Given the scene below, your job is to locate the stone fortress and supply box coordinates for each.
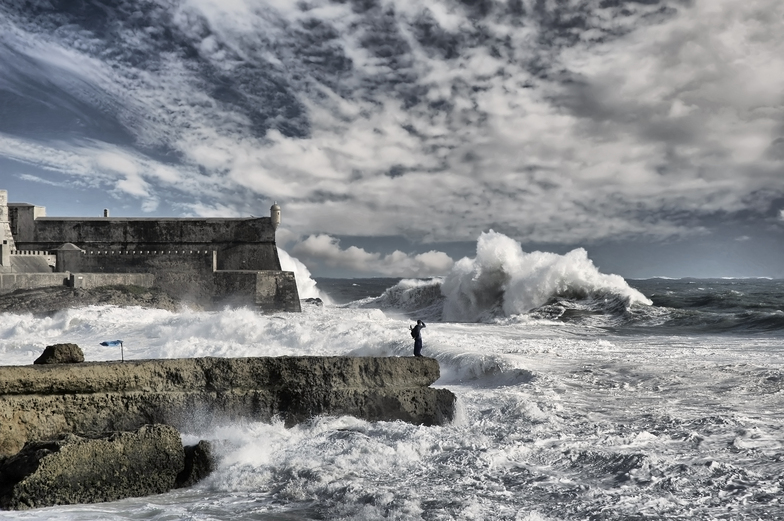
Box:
[0,189,300,311]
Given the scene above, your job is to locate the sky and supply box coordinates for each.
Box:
[0,0,782,278]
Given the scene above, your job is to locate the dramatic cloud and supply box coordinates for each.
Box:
[291,234,454,277]
[0,0,783,250]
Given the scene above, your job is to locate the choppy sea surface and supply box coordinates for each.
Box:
[1,232,784,520]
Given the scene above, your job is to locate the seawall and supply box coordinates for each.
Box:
[0,356,456,457]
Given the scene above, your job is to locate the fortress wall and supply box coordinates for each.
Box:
[17,218,281,271]
[215,243,281,271]
[63,251,218,302]
[7,205,45,242]
[213,270,301,312]
[256,271,301,312]
[66,250,216,273]
[212,271,256,303]
[69,273,154,289]
[5,256,54,274]
[22,218,276,246]
[0,274,68,294]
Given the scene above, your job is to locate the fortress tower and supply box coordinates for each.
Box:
[0,190,16,267]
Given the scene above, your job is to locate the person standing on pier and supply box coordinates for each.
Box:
[410,320,426,357]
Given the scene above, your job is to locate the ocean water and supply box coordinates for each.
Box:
[1,232,784,520]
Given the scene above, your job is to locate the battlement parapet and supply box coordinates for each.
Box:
[10,250,52,256]
[81,250,215,256]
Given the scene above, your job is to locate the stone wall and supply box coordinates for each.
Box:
[0,253,54,274]
[0,274,68,294]
[8,205,45,242]
[0,357,456,457]
[69,273,154,289]
[213,270,301,312]
[255,271,301,312]
[63,251,217,302]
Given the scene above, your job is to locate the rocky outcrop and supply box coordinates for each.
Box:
[0,356,455,458]
[0,285,184,315]
[0,425,209,510]
[33,343,84,364]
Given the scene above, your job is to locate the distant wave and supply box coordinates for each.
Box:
[356,231,651,323]
[618,305,784,334]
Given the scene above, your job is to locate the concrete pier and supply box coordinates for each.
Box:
[0,356,456,458]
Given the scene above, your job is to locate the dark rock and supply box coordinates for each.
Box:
[176,440,215,488]
[0,425,184,510]
[302,297,323,306]
[34,344,84,364]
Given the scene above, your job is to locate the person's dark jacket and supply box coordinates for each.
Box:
[412,321,426,339]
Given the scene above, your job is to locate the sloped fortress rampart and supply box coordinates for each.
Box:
[0,190,300,311]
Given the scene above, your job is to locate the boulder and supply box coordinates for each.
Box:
[0,425,189,510]
[33,344,84,365]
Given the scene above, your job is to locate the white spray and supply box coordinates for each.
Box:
[278,248,331,303]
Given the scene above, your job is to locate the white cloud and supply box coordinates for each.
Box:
[17,174,66,187]
[1,0,783,246]
[291,234,454,277]
[0,134,201,213]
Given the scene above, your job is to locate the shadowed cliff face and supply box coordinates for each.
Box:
[0,356,456,457]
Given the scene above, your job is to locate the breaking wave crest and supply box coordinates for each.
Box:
[441,231,651,322]
[360,231,651,323]
[360,278,445,321]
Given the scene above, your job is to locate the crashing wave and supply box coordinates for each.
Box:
[440,231,651,322]
[278,248,332,303]
[358,231,652,323]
